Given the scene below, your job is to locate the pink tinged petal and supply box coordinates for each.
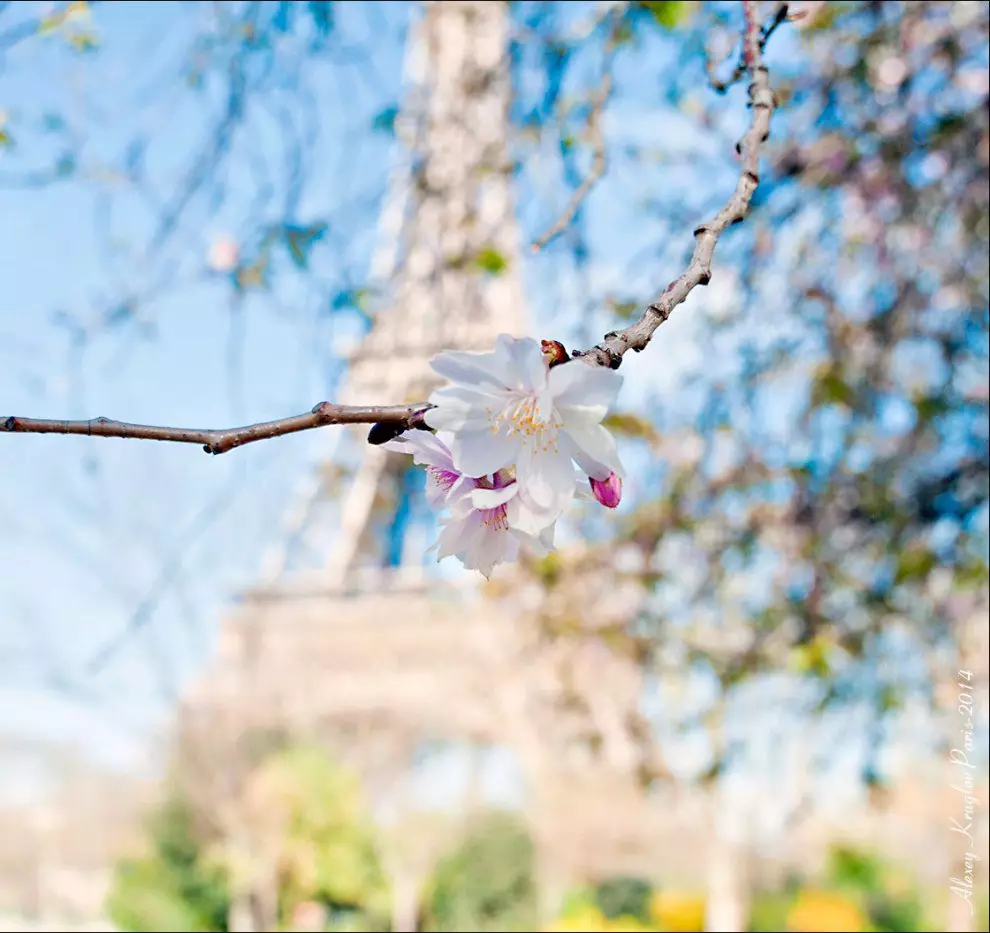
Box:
[388,430,456,472]
[549,361,623,421]
[450,425,518,478]
[560,416,624,477]
[447,475,482,517]
[589,471,622,508]
[425,467,461,507]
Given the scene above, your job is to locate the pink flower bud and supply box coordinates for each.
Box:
[589,471,622,509]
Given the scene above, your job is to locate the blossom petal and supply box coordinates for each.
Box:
[561,416,623,477]
[469,483,518,510]
[440,510,515,579]
[435,517,471,561]
[430,349,513,394]
[549,361,623,421]
[425,385,499,431]
[511,526,551,559]
[446,475,479,516]
[506,493,558,536]
[384,429,455,471]
[516,442,576,517]
[450,426,518,478]
[497,334,549,395]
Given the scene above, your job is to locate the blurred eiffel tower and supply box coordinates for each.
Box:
[183,5,663,929]
[257,1,528,592]
[196,0,542,782]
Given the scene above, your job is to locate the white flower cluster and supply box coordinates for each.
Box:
[385,334,625,577]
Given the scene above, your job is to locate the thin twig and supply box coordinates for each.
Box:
[707,1,792,94]
[3,402,432,455]
[573,0,783,369]
[530,9,622,252]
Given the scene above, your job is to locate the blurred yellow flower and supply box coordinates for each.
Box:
[787,890,868,932]
[649,891,706,932]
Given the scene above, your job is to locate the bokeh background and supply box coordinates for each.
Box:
[0,2,987,931]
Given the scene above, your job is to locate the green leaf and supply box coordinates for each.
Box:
[637,1,694,30]
[331,287,373,322]
[606,297,640,320]
[603,412,658,443]
[893,545,936,584]
[283,222,327,269]
[372,106,399,135]
[67,29,99,52]
[811,363,855,408]
[474,247,508,276]
[789,635,833,678]
[877,684,902,713]
[913,394,949,422]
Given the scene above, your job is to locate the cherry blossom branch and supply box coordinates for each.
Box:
[573,0,784,370]
[530,8,622,253]
[1,2,786,454]
[3,403,431,455]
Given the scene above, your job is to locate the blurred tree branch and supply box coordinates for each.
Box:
[530,4,623,253]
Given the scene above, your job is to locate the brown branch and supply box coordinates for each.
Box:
[573,0,784,370]
[3,403,431,455]
[530,9,622,253]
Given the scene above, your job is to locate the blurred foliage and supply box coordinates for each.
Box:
[595,876,653,922]
[750,846,932,933]
[547,885,658,932]
[107,793,230,933]
[236,744,387,920]
[423,810,538,932]
[108,742,388,932]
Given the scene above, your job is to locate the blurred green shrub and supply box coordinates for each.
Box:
[423,810,538,932]
[107,792,230,932]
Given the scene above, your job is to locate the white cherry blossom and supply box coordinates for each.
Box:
[435,469,554,579]
[385,429,555,578]
[424,334,624,528]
